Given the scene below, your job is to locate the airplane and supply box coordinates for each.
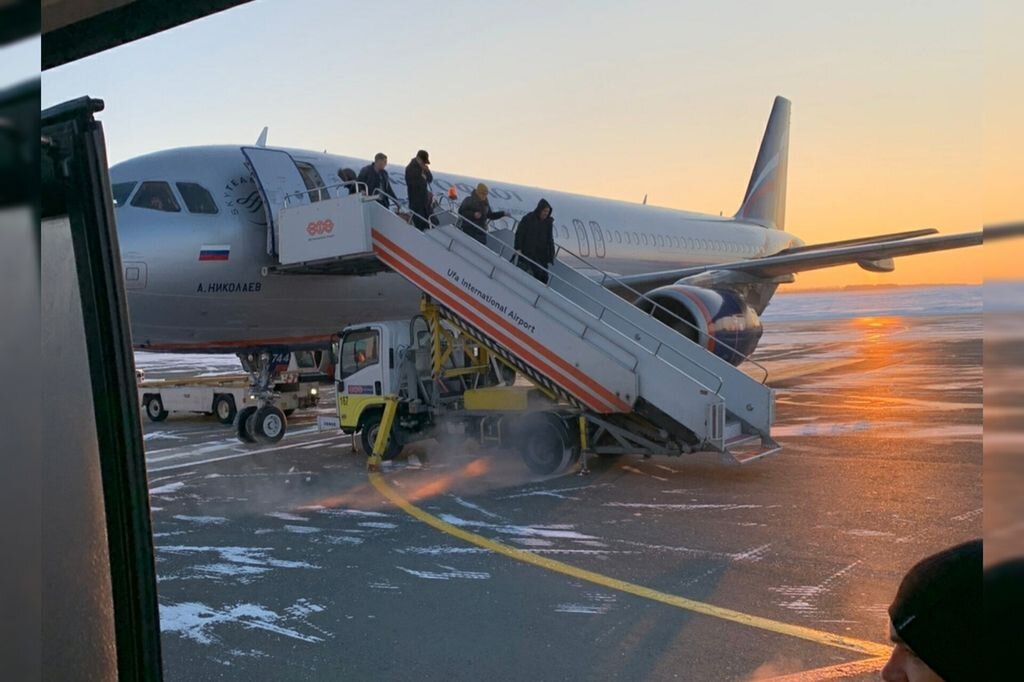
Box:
[108,96,992,441]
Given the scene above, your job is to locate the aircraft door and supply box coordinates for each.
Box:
[572,218,590,256]
[240,147,311,257]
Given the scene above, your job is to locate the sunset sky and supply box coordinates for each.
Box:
[39,0,1019,288]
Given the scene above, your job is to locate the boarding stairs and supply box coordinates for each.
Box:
[271,190,778,464]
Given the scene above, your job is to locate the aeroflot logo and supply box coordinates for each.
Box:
[306,219,334,237]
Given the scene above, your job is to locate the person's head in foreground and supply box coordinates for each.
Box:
[983,557,1024,680]
[881,539,981,682]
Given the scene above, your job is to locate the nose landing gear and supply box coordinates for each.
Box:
[235,351,290,444]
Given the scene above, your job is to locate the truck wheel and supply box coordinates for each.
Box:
[143,394,168,422]
[360,411,402,460]
[514,414,578,476]
[254,405,287,443]
[213,394,237,424]
[236,406,258,443]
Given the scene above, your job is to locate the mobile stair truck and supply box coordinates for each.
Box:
[247,162,779,473]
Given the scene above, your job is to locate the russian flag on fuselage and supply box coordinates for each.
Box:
[198,244,230,261]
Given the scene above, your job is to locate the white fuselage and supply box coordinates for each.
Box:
[110,145,803,352]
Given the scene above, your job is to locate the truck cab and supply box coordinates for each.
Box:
[332,308,582,474]
[336,320,413,430]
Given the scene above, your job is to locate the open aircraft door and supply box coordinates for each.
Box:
[241,146,311,256]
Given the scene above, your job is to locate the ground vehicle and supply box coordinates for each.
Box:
[138,351,323,438]
[334,300,589,474]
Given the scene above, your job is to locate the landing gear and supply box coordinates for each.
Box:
[236,406,258,443]
[235,350,290,444]
[254,405,286,443]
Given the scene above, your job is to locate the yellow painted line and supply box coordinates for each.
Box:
[369,472,891,658]
[758,657,887,681]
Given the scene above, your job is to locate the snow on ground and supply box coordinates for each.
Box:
[159,600,327,645]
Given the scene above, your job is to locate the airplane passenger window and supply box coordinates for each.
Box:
[614,231,621,244]
[111,181,136,207]
[641,233,648,246]
[656,234,665,247]
[560,225,570,240]
[130,181,181,212]
[175,182,219,214]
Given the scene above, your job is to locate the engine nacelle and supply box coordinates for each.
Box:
[634,285,763,366]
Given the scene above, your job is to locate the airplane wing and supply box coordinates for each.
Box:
[613,224,1022,290]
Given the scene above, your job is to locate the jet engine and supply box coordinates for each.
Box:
[634,285,763,366]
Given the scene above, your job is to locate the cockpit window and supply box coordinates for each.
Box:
[294,161,330,202]
[130,181,181,212]
[111,181,137,207]
[175,182,219,214]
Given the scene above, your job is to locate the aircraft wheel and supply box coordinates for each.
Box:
[143,394,168,422]
[236,406,258,443]
[213,394,237,425]
[254,405,287,443]
[514,414,578,476]
[360,411,402,460]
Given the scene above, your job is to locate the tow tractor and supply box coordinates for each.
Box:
[138,350,325,439]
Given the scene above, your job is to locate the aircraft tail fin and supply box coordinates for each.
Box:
[255,126,268,147]
[735,96,790,229]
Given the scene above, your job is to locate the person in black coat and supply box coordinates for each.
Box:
[513,198,555,283]
[337,167,358,195]
[458,183,507,244]
[405,149,433,230]
[356,153,396,207]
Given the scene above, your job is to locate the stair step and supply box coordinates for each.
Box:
[722,440,782,466]
[724,433,760,449]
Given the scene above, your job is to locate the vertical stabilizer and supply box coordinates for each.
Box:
[735,96,790,229]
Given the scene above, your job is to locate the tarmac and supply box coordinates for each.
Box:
[143,313,982,681]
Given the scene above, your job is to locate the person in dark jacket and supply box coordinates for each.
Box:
[405,149,433,230]
[337,167,358,195]
[458,183,507,244]
[513,198,555,283]
[357,153,395,207]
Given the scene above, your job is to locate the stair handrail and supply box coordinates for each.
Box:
[368,193,735,395]
[284,180,407,207]
[416,198,769,385]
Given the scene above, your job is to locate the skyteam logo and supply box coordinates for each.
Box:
[222,174,267,226]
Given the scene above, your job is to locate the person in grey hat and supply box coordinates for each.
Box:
[458,183,508,244]
[881,539,981,681]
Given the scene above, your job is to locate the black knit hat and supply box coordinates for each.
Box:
[888,539,982,682]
